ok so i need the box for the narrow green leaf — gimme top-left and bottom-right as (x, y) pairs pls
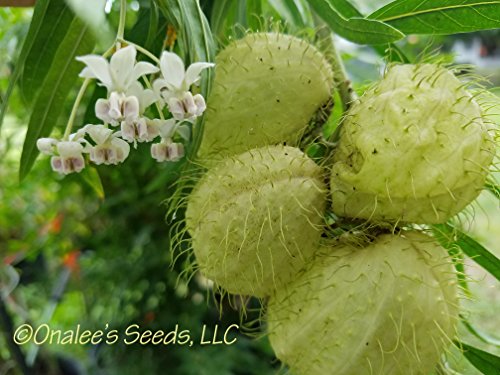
(330, 0), (362, 18)
(210, 0), (234, 39)
(460, 315), (500, 348)
(433, 223), (500, 282)
(456, 341), (500, 375)
(307, 0), (405, 45)
(21, 1), (74, 105)
(236, 0), (248, 29)
(80, 166), (104, 199)
(19, 19), (95, 181)
(0, 0), (51, 132)
(268, 0), (307, 28)
(318, 0), (410, 62)
(369, 0), (500, 35)
(246, 0), (263, 31)
(127, 2), (164, 54)
(155, 0), (216, 66)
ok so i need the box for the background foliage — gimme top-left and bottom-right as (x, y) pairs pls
(0, 0), (499, 374)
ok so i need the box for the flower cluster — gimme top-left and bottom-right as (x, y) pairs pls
(37, 45), (214, 175)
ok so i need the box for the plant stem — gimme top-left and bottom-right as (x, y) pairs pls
(63, 78), (91, 140)
(62, 46), (114, 140)
(117, 0), (127, 43)
(314, 15), (357, 112)
(118, 38), (161, 65)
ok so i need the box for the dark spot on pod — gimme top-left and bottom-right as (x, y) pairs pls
(276, 98), (280, 103)
(259, 57), (263, 62)
(372, 149), (378, 154)
(308, 79), (312, 84)
(366, 342), (369, 346)
(270, 66), (275, 71)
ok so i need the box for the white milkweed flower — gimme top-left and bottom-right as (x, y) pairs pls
(85, 125), (130, 165)
(95, 91), (140, 126)
(37, 137), (59, 155)
(150, 119), (185, 162)
(167, 91), (207, 122)
(151, 141), (185, 163)
(37, 137), (87, 175)
(50, 141), (86, 175)
(153, 51), (213, 121)
(120, 82), (161, 144)
(77, 45), (159, 93)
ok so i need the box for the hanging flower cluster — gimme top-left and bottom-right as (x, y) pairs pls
(37, 45), (214, 175)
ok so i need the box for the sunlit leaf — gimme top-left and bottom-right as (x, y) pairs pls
(308, 0), (404, 44)
(433, 223), (500, 282)
(19, 18), (95, 181)
(370, 0), (500, 35)
(20, 0), (74, 105)
(0, 0), (50, 132)
(456, 341), (500, 375)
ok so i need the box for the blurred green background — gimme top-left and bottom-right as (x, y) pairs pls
(0, 1), (499, 374)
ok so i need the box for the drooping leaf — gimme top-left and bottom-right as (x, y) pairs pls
(210, 0), (234, 39)
(323, 0), (410, 62)
(307, 0), (405, 45)
(20, 0), (74, 105)
(460, 315), (500, 348)
(0, 0), (50, 132)
(329, 0), (362, 18)
(127, 1), (164, 54)
(19, 18), (95, 181)
(456, 341), (500, 375)
(155, 0), (216, 71)
(268, 0), (308, 28)
(246, 0), (263, 31)
(369, 0), (500, 35)
(433, 223), (500, 282)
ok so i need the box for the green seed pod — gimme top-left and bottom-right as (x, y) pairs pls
(331, 64), (494, 224)
(268, 231), (458, 375)
(198, 33), (334, 164)
(186, 145), (327, 297)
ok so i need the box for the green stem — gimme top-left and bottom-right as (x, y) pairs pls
(117, 0), (127, 42)
(313, 15), (356, 112)
(118, 38), (161, 65)
(62, 47), (114, 140)
(63, 78), (91, 140)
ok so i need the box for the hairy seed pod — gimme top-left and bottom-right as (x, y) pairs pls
(331, 64), (494, 224)
(268, 231), (459, 375)
(186, 145), (327, 297)
(198, 33), (334, 164)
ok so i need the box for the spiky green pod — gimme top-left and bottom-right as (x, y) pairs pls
(331, 64), (494, 224)
(197, 33), (334, 164)
(268, 231), (459, 375)
(186, 145), (327, 297)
